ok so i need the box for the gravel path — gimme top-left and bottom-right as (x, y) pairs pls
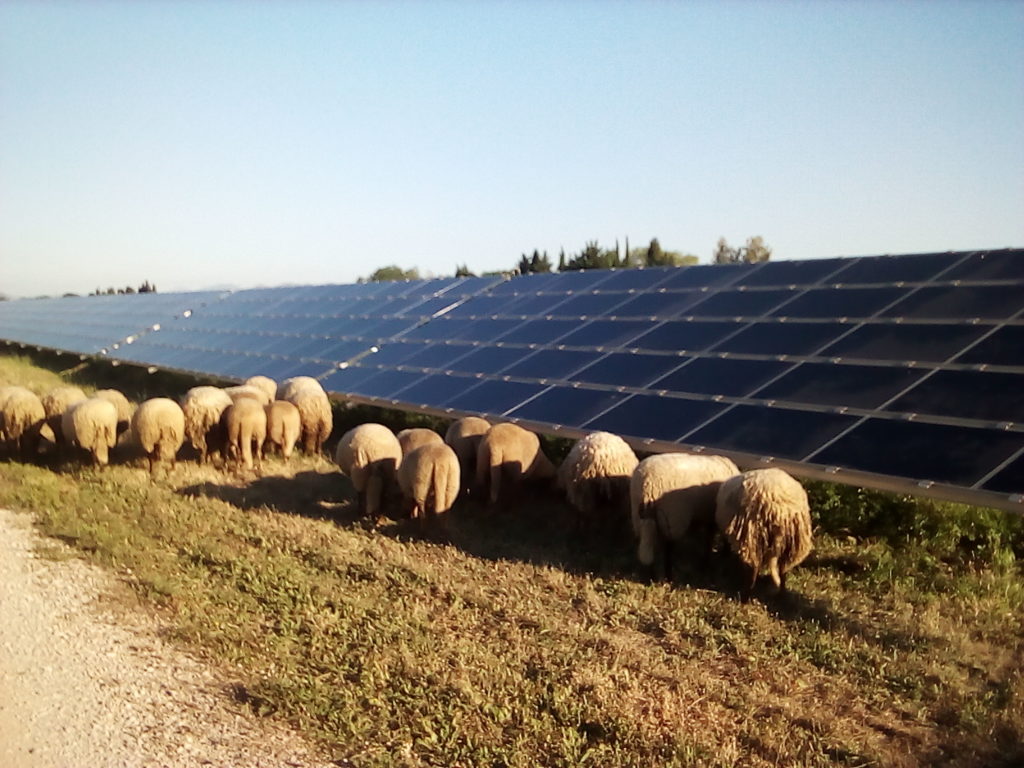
(0, 507), (334, 768)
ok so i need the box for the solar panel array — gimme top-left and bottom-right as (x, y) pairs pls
(2, 249), (1022, 512)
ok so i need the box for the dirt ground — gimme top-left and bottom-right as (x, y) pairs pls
(0, 506), (334, 768)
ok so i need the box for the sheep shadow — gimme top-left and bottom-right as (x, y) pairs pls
(178, 470), (360, 525)
(376, 488), (641, 581)
(758, 552), (934, 655)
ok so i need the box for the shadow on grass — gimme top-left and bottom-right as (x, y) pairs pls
(178, 470), (361, 525)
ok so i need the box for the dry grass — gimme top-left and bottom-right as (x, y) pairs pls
(1, 349), (1022, 767)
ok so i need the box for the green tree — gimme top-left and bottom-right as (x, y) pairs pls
(563, 240), (621, 271)
(517, 249), (554, 275)
(454, 264), (475, 278)
(366, 265), (420, 282)
(713, 236), (772, 264)
(743, 235), (772, 263)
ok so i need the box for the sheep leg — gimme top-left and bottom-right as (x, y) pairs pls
(737, 559), (758, 603)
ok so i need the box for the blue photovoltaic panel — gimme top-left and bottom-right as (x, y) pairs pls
(2, 249), (1023, 510)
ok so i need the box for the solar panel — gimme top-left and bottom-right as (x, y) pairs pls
(2, 249), (1022, 512)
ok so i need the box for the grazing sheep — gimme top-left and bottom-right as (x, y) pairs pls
(277, 376), (324, 401)
(223, 384), (272, 406)
(398, 442), (460, 525)
(335, 423), (402, 519)
(181, 386), (233, 463)
(716, 468), (813, 600)
(264, 400), (301, 461)
(93, 388), (134, 436)
(0, 386), (45, 459)
(396, 427), (443, 456)
(474, 423), (556, 507)
(222, 398), (267, 471)
(41, 385), (88, 447)
(559, 431), (638, 530)
(630, 453), (739, 580)
(283, 386), (333, 455)
(444, 416), (490, 496)
(244, 375), (277, 404)
(62, 398), (117, 466)
(132, 398), (185, 475)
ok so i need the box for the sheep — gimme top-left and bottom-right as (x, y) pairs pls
(132, 397), (185, 475)
(277, 376), (324, 402)
(444, 416), (490, 497)
(62, 397), (118, 467)
(282, 386), (333, 455)
(335, 423), (402, 520)
(93, 388), (134, 436)
(41, 385), (88, 447)
(396, 427), (443, 456)
(221, 398), (267, 471)
(630, 452), (739, 581)
(244, 375), (277, 404)
(715, 468), (813, 600)
(398, 443), (460, 530)
(223, 384), (272, 406)
(181, 386), (233, 463)
(474, 422), (556, 507)
(264, 400), (301, 461)
(558, 431), (638, 531)
(0, 386), (45, 460)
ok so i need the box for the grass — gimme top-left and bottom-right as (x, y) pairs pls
(1, 349), (1022, 766)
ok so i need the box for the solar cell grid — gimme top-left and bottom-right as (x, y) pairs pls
(835, 251), (961, 285)
(714, 320), (849, 356)
(732, 257), (850, 287)
(688, 405), (858, 460)
(447, 345), (532, 375)
(886, 370), (1024, 424)
(652, 357), (792, 398)
(2, 249), (1023, 510)
(585, 393), (727, 442)
(772, 286), (909, 319)
(508, 385), (626, 426)
(752, 361), (923, 409)
(812, 419), (1024, 488)
(686, 288), (794, 317)
(953, 325), (1024, 368)
(820, 323), (992, 364)
(605, 290), (705, 319)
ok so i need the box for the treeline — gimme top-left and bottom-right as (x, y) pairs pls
(88, 280), (157, 296)
(368, 235), (771, 282)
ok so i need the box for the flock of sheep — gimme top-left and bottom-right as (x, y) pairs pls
(0, 374), (813, 599)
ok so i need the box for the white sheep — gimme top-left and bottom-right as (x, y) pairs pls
(396, 427), (443, 456)
(223, 384), (272, 406)
(41, 385), (88, 447)
(475, 422), (556, 507)
(398, 442), (460, 526)
(630, 452), (739, 580)
(277, 376), (324, 401)
(181, 386), (233, 463)
(244, 375), (278, 404)
(716, 468), (813, 599)
(282, 386), (333, 455)
(558, 431), (638, 530)
(62, 397), (118, 467)
(93, 388), (135, 437)
(222, 398), (267, 471)
(132, 397), (185, 475)
(335, 423), (402, 519)
(444, 416), (490, 497)
(264, 400), (301, 461)
(0, 386), (45, 459)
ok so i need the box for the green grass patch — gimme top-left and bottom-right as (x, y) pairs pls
(1, 351), (1022, 766)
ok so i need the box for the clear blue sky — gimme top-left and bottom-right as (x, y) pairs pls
(1, 0), (1022, 298)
